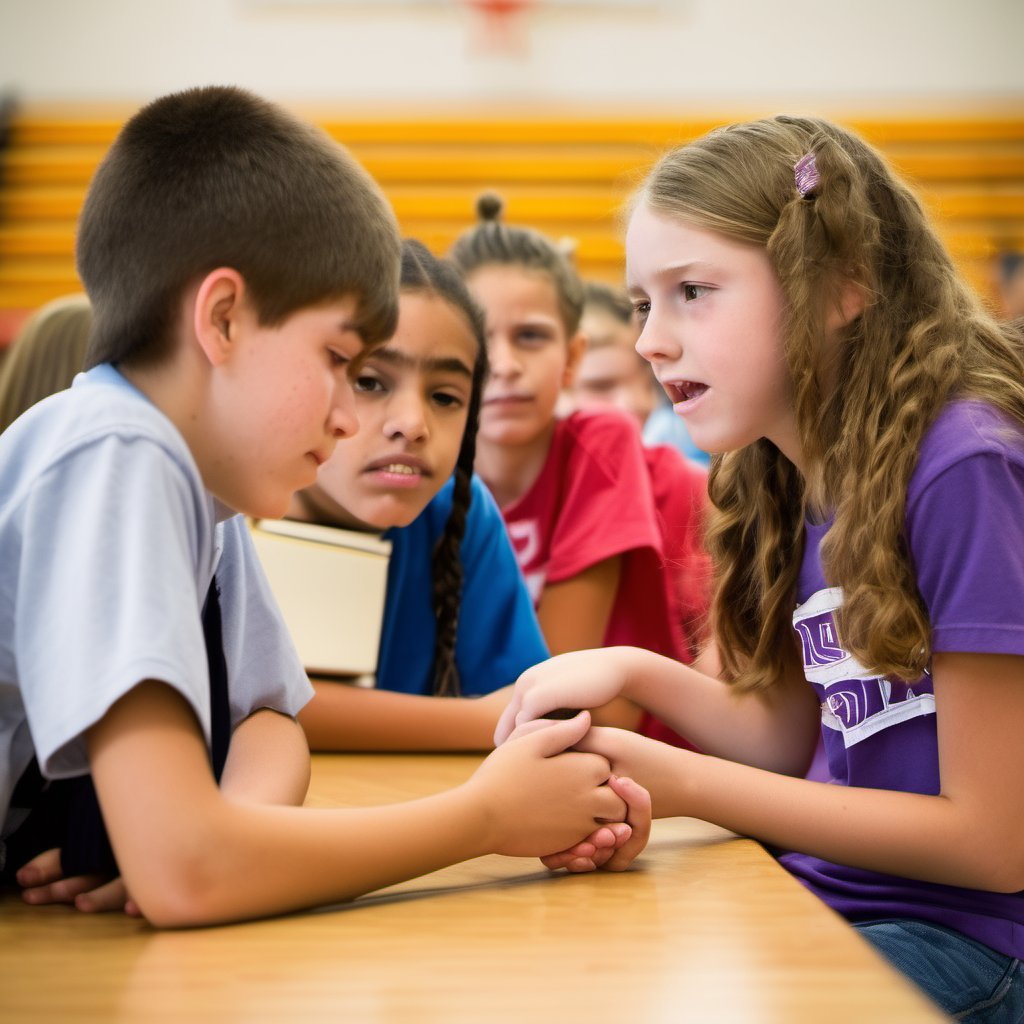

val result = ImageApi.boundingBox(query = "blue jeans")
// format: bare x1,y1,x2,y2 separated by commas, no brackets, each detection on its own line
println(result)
856,919,1024,1022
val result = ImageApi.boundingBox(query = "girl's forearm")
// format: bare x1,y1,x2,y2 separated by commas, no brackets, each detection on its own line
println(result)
299,680,500,751
615,647,819,775
653,747,1013,893
219,708,311,805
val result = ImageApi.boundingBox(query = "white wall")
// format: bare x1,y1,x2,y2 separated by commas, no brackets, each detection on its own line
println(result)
1,0,1022,111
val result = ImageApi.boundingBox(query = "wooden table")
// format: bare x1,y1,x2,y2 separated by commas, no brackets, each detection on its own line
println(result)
0,753,946,1023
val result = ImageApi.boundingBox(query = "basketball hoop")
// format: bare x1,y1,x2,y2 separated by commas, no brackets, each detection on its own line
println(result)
462,0,535,55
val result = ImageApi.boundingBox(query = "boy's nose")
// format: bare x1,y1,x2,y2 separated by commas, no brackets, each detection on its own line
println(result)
329,378,360,439
487,336,521,377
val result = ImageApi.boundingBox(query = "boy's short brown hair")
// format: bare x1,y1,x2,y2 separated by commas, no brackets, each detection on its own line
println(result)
77,85,400,370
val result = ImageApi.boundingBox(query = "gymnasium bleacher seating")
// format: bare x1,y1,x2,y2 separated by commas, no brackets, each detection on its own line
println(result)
1,109,1022,345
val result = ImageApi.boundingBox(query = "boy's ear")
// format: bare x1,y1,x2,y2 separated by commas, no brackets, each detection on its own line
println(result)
193,267,247,367
562,331,587,388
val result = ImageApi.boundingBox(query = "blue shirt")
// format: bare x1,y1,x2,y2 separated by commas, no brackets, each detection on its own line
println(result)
376,474,549,696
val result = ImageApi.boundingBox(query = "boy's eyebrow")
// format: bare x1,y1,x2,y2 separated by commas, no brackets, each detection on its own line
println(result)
585,330,625,346
517,315,561,329
368,346,474,378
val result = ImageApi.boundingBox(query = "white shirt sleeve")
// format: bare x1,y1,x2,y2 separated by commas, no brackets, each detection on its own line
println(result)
215,515,314,726
17,432,215,779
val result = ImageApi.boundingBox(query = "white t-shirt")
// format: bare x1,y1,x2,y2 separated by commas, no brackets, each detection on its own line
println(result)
0,364,313,844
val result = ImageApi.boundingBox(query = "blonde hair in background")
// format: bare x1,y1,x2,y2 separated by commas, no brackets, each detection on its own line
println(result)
581,280,636,346
638,115,1024,692
0,294,93,434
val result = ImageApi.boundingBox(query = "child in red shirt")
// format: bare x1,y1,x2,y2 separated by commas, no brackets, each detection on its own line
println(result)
451,195,713,741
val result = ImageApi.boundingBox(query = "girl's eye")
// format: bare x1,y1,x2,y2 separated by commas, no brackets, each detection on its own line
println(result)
516,327,551,347
633,301,651,323
329,349,351,368
354,375,386,395
432,391,464,410
682,284,711,301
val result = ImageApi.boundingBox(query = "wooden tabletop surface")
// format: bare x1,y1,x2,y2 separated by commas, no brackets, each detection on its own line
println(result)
0,752,946,1023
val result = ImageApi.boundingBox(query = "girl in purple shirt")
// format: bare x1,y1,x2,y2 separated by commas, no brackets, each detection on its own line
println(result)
496,115,1024,1020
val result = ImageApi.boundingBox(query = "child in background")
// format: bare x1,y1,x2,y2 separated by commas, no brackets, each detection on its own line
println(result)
571,279,714,679
572,280,709,467
497,115,1024,1019
451,196,712,739
996,251,1024,320
1,86,646,926
571,281,658,427
0,294,91,433
289,239,549,750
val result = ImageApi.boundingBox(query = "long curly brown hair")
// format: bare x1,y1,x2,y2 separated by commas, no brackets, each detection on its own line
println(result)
639,115,1024,692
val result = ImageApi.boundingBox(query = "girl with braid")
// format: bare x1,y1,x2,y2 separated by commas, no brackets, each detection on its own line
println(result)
289,239,549,750
496,116,1024,1018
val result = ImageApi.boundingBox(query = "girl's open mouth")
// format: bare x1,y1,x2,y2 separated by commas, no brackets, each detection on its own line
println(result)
665,381,708,403
364,454,430,487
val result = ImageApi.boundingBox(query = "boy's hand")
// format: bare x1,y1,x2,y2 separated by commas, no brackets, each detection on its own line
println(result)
470,712,627,858
539,775,652,873
494,649,632,746
511,717,680,815
16,847,141,915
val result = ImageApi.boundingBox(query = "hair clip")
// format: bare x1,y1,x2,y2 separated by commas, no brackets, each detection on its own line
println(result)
794,152,820,199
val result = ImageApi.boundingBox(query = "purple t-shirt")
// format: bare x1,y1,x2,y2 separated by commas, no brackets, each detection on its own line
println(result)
780,399,1024,958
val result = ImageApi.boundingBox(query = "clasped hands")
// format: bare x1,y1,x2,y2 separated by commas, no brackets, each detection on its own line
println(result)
496,657,652,874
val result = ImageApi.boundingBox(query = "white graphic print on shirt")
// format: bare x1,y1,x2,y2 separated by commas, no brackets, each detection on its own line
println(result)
507,519,546,603
792,587,935,748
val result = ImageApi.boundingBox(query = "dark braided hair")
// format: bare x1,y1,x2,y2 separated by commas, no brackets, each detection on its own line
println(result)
400,240,488,697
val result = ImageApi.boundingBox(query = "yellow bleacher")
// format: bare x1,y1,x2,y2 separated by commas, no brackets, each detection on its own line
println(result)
2,110,1023,328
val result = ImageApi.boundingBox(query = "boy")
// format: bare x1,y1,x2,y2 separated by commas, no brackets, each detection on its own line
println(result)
0,86,646,927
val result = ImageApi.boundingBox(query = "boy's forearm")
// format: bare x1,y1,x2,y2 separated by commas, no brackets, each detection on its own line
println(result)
298,680,500,752
219,708,311,806
88,682,494,926
90,682,625,928
200,785,493,925
147,783,493,928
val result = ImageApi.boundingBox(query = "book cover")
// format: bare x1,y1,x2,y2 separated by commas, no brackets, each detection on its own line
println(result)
249,519,392,679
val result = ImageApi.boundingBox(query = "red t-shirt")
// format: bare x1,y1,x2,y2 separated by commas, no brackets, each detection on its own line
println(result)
500,411,711,748
644,443,713,661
